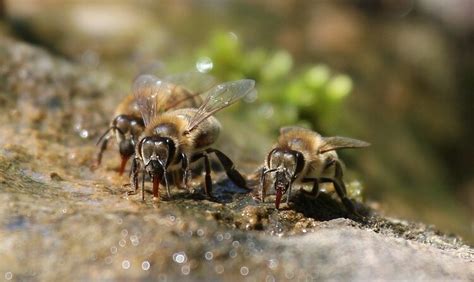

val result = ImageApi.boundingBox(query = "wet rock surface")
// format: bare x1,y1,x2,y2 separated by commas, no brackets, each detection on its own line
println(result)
0,36,473,281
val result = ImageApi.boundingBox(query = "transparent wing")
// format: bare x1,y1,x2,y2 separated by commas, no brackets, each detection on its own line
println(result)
280,126,316,136
164,71,216,94
320,136,371,153
132,74,173,126
185,79,256,133
161,71,217,111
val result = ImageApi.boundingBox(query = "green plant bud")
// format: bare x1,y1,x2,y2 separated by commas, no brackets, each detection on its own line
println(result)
326,74,353,101
304,65,330,89
261,50,293,81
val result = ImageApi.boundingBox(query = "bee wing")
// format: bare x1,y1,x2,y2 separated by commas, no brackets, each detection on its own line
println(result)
132,74,173,126
185,79,256,133
319,136,371,154
161,71,217,111
280,126,317,135
163,71,216,94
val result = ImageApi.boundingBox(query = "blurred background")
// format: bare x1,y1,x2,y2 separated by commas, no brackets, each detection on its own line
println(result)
1,0,472,242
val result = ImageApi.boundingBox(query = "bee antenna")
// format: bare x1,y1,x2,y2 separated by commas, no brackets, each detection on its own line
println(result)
96,127,113,145
97,126,126,145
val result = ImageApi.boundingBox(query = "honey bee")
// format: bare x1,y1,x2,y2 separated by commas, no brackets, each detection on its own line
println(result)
95,72,213,176
259,126,370,212
130,77,255,200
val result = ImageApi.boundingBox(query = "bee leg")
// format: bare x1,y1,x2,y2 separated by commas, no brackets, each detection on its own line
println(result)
202,153,213,197
300,177,320,199
205,148,248,189
180,153,191,189
191,152,213,198
93,136,109,168
128,158,139,196
320,161,361,218
141,169,145,201
259,167,267,202
319,177,355,213
333,160,358,215
172,170,183,190
286,183,293,205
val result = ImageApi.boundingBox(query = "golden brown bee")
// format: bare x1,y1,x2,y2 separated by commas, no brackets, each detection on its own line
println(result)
95,73,212,176
259,126,370,212
130,77,255,200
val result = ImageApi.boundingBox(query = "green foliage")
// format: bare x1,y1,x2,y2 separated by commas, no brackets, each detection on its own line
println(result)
193,31,354,134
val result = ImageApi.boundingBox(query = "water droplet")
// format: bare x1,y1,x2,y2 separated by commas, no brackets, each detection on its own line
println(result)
240,266,249,276
267,258,279,269
229,249,237,258
142,261,150,271
121,229,128,237
216,233,224,241
259,104,274,119
248,241,255,249
215,265,224,274
62,208,67,214
122,260,131,269
130,235,139,246
173,252,187,264
81,50,100,68
285,270,295,279
104,256,113,264
265,274,276,282
224,233,232,240
110,246,118,254
232,241,240,248
228,32,238,41
205,251,213,261
119,239,126,247
5,272,13,280
196,57,213,73
79,129,89,139
181,265,190,275
196,229,205,236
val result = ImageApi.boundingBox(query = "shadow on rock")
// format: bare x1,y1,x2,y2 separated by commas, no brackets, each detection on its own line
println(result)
290,192,371,223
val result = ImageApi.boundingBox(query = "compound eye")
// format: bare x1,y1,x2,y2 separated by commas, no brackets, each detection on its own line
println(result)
115,115,130,134
141,138,155,161
283,153,296,172
157,148,169,163
141,138,169,165
269,150,283,168
130,119,144,137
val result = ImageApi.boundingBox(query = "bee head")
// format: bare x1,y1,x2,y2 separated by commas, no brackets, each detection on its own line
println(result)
113,115,145,159
138,136,176,176
266,148,305,209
